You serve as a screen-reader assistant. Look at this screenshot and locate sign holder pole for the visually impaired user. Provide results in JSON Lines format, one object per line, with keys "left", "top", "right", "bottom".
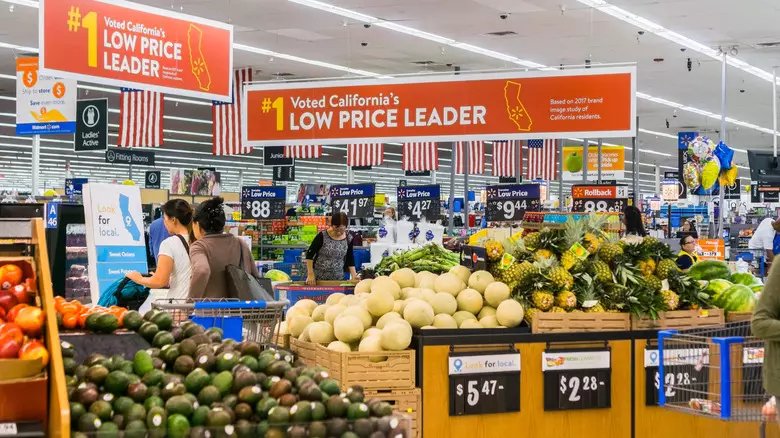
{"left": 774, "top": 67, "right": 777, "bottom": 158}
{"left": 632, "top": 117, "right": 639, "bottom": 206}
{"left": 582, "top": 139, "right": 588, "bottom": 184}
{"left": 347, "top": 166, "right": 354, "bottom": 184}
{"left": 129, "top": 163, "right": 133, "bottom": 181}
{"left": 464, "top": 140, "right": 470, "bottom": 229}
{"left": 31, "top": 135, "right": 40, "bottom": 195}
{"left": 431, "top": 170, "right": 437, "bottom": 185}
{"left": 447, "top": 142, "right": 456, "bottom": 236}
{"left": 597, "top": 138, "right": 603, "bottom": 184}
{"left": 238, "top": 170, "right": 244, "bottom": 189}
{"left": 718, "top": 52, "right": 727, "bottom": 238}
{"left": 558, "top": 139, "right": 564, "bottom": 211}
{"left": 655, "top": 165, "right": 661, "bottom": 196}
{"left": 515, "top": 140, "right": 521, "bottom": 184}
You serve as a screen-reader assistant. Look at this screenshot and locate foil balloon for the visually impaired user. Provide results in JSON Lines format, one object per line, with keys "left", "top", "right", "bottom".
{"left": 700, "top": 156, "right": 721, "bottom": 190}
{"left": 713, "top": 141, "right": 734, "bottom": 170}
{"left": 683, "top": 161, "right": 701, "bottom": 191}
{"left": 688, "top": 136, "right": 716, "bottom": 161}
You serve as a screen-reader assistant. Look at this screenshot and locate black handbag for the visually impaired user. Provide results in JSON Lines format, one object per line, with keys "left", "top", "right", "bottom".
{"left": 225, "top": 238, "right": 274, "bottom": 301}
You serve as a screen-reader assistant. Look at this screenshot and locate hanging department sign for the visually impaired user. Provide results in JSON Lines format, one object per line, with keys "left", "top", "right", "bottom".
{"left": 244, "top": 67, "right": 636, "bottom": 145}
{"left": 561, "top": 145, "right": 625, "bottom": 181}
{"left": 571, "top": 185, "right": 629, "bottom": 213}
{"left": 16, "top": 57, "right": 77, "bottom": 135}
{"left": 485, "top": 184, "right": 541, "bottom": 222}
{"left": 106, "top": 148, "right": 155, "bottom": 166}
{"left": 39, "top": 0, "right": 234, "bottom": 101}
{"left": 75, "top": 98, "right": 108, "bottom": 151}
{"left": 330, "top": 184, "right": 376, "bottom": 219}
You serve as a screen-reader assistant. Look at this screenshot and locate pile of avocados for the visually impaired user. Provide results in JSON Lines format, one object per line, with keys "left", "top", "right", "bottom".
{"left": 64, "top": 310, "right": 406, "bottom": 438}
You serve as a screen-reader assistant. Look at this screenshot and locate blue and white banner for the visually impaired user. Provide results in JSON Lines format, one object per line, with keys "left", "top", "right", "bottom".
{"left": 16, "top": 57, "right": 76, "bottom": 135}
{"left": 82, "top": 183, "right": 147, "bottom": 305}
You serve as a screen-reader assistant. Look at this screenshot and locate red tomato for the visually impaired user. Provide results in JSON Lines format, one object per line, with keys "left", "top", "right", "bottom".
{"left": 61, "top": 312, "right": 78, "bottom": 330}
{"left": 19, "top": 340, "right": 48, "bottom": 365}
{"left": 5, "top": 303, "right": 28, "bottom": 322}
{"left": 0, "top": 290, "right": 17, "bottom": 312}
{"left": 10, "top": 284, "right": 29, "bottom": 305}
{"left": 0, "top": 264, "right": 23, "bottom": 289}
{"left": 0, "top": 322, "right": 24, "bottom": 345}
{"left": 15, "top": 307, "right": 44, "bottom": 337}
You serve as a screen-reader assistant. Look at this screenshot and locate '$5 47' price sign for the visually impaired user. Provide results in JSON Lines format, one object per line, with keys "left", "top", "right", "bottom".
{"left": 448, "top": 351, "right": 521, "bottom": 416}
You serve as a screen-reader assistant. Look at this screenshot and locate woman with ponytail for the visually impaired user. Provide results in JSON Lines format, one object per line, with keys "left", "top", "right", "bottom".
{"left": 127, "top": 199, "right": 193, "bottom": 299}
{"left": 189, "top": 197, "right": 259, "bottom": 298}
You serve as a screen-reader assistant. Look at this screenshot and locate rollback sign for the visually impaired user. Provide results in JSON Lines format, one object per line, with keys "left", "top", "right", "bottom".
{"left": 571, "top": 185, "right": 628, "bottom": 213}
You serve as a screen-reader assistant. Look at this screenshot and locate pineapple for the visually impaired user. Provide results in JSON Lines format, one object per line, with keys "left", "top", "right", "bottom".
{"left": 661, "top": 289, "right": 680, "bottom": 310}
{"left": 590, "top": 260, "right": 613, "bottom": 283}
{"left": 643, "top": 274, "right": 663, "bottom": 293}
{"left": 584, "top": 232, "right": 601, "bottom": 253}
{"left": 534, "top": 248, "right": 555, "bottom": 262}
{"left": 531, "top": 290, "right": 554, "bottom": 311}
{"left": 549, "top": 266, "right": 574, "bottom": 290}
{"left": 523, "top": 232, "right": 541, "bottom": 250}
{"left": 584, "top": 303, "right": 606, "bottom": 313}
{"left": 561, "top": 251, "right": 578, "bottom": 270}
{"left": 550, "top": 306, "right": 567, "bottom": 313}
{"left": 485, "top": 240, "right": 504, "bottom": 261}
{"left": 571, "top": 309, "right": 584, "bottom": 313}
{"left": 516, "top": 261, "right": 535, "bottom": 283}
{"left": 598, "top": 241, "right": 624, "bottom": 265}
{"left": 637, "top": 259, "right": 657, "bottom": 277}
{"left": 655, "top": 259, "right": 677, "bottom": 280}
{"left": 524, "top": 307, "right": 539, "bottom": 325}
{"left": 555, "top": 291, "right": 577, "bottom": 311}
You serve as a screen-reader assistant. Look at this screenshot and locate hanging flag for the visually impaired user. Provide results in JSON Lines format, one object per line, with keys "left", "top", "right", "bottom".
{"left": 212, "top": 68, "right": 252, "bottom": 156}
{"left": 117, "top": 88, "right": 163, "bottom": 148}
{"left": 402, "top": 142, "right": 438, "bottom": 171}
{"left": 526, "top": 139, "right": 558, "bottom": 181}
{"left": 284, "top": 144, "right": 322, "bottom": 159}
{"left": 455, "top": 141, "right": 485, "bottom": 174}
{"left": 492, "top": 140, "right": 520, "bottom": 177}
{"left": 348, "top": 143, "right": 384, "bottom": 167}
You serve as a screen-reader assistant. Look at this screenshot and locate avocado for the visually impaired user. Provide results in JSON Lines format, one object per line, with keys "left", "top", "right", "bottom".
{"left": 195, "top": 352, "right": 216, "bottom": 371}
{"left": 85, "top": 353, "right": 107, "bottom": 366}
{"left": 96, "top": 421, "right": 120, "bottom": 438}
{"left": 123, "top": 420, "right": 148, "bottom": 438}
{"left": 312, "top": 370, "right": 330, "bottom": 384}
{"left": 104, "top": 371, "right": 130, "bottom": 395}
{"left": 212, "top": 370, "right": 234, "bottom": 395}
{"left": 183, "top": 324, "right": 205, "bottom": 339}
{"left": 70, "top": 402, "right": 86, "bottom": 424}
{"left": 171, "top": 326, "right": 184, "bottom": 342}
{"left": 152, "top": 330, "right": 175, "bottom": 348}
{"left": 122, "top": 311, "right": 144, "bottom": 331}
{"left": 84, "top": 313, "right": 102, "bottom": 332}
{"left": 269, "top": 379, "right": 292, "bottom": 399}
{"left": 353, "top": 418, "right": 374, "bottom": 438}
{"left": 206, "top": 407, "right": 232, "bottom": 428}
{"left": 191, "top": 405, "right": 209, "bottom": 426}
{"left": 159, "top": 344, "right": 181, "bottom": 365}
{"left": 108, "top": 354, "right": 126, "bottom": 371}
{"left": 165, "top": 395, "right": 195, "bottom": 417}
{"left": 310, "top": 401, "right": 327, "bottom": 421}
{"left": 238, "top": 385, "right": 264, "bottom": 405}
{"left": 121, "top": 362, "right": 136, "bottom": 375}
{"left": 178, "top": 338, "right": 197, "bottom": 357}
{"left": 143, "top": 396, "right": 164, "bottom": 412}
{"left": 179, "top": 320, "right": 194, "bottom": 331}
{"left": 74, "top": 364, "right": 89, "bottom": 380}
{"left": 221, "top": 394, "right": 239, "bottom": 410}
{"left": 61, "top": 341, "right": 75, "bottom": 358}
{"left": 256, "top": 421, "right": 270, "bottom": 436}
{"left": 138, "top": 322, "right": 160, "bottom": 342}
{"left": 284, "top": 368, "right": 299, "bottom": 382}
{"left": 123, "top": 382, "right": 146, "bottom": 403}
{"left": 77, "top": 412, "right": 102, "bottom": 433}
{"left": 232, "top": 371, "right": 258, "bottom": 393}
{"left": 63, "top": 357, "right": 77, "bottom": 375}
{"left": 300, "top": 383, "right": 323, "bottom": 402}
{"left": 326, "top": 395, "right": 349, "bottom": 418}
{"left": 142, "top": 369, "right": 165, "bottom": 387}
{"left": 124, "top": 404, "right": 147, "bottom": 423}
{"left": 234, "top": 402, "right": 253, "bottom": 420}
{"left": 288, "top": 424, "right": 308, "bottom": 438}
{"left": 65, "top": 375, "right": 78, "bottom": 387}
{"left": 147, "top": 347, "right": 161, "bottom": 357}
{"left": 256, "top": 352, "right": 278, "bottom": 372}
{"left": 161, "top": 372, "right": 185, "bottom": 387}
{"left": 85, "top": 365, "right": 109, "bottom": 385}
{"left": 191, "top": 334, "right": 211, "bottom": 346}
{"left": 99, "top": 392, "right": 116, "bottom": 404}
{"left": 197, "top": 385, "right": 222, "bottom": 407}
{"left": 267, "top": 406, "right": 290, "bottom": 425}
{"left": 112, "top": 413, "right": 126, "bottom": 430}
{"left": 147, "top": 386, "right": 161, "bottom": 398}
{"left": 161, "top": 382, "right": 187, "bottom": 400}
{"left": 146, "top": 406, "right": 167, "bottom": 436}
{"left": 347, "top": 403, "right": 370, "bottom": 420}
{"left": 174, "top": 355, "right": 195, "bottom": 375}
{"left": 261, "top": 375, "right": 280, "bottom": 391}
{"left": 279, "top": 393, "right": 297, "bottom": 407}
{"left": 235, "top": 418, "right": 255, "bottom": 438}
{"left": 167, "top": 413, "right": 191, "bottom": 438}
{"left": 215, "top": 351, "right": 240, "bottom": 372}
{"left": 255, "top": 397, "right": 278, "bottom": 420}
{"left": 112, "top": 396, "right": 134, "bottom": 415}
{"left": 266, "top": 360, "right": 292, "bottom": 377}
{"left": 74, "top": 387, "right": 99, "bottom": 408}
{"left": 150, "top": 312, "right": 174, "bottom": 330}
{"left": 346, "top": 387, "right": 365, "bottom": 403}
{"left": 370, "top": 401, "right": 393, "bottom": 417}
{"left": 184, "top": 368, "right": 211, "bottom": 394}
{"left": 290, "top": 400, "right": 312, "bottom": 422}
{"left": 309, "top": 421, "right": 328, "bottom": 438}
{"left": 325, "top": 418, "right": 349, "bottom": 436}
{"left": 319, "top": 378, "right": 341, "bottom": 396}
{"left": 238, "top": 355, "right": 259, "bottom": 372}
{"left": 341, "top": 432, "right": 360, "bottom": 438}
{"left": 195, "top": 343, "right": 213, "bottom": 356}
{"left": 152, "top": 357, "right": 165, "bottom": 370}
{"left": 206, "top": 327, "right": 223, "bottom": 343}
{"left": 238, "top": 340, "right": 261, "bottom": 358}
{"left": 232, "top": 364, "right": 252, "bottom": 377}
{"left": 96, "top": 313, "right": 119, "bottom": 333}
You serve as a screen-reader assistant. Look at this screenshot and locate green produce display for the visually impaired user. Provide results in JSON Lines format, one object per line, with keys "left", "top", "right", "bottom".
{"left": 712, "top": 284, "right": 757, "bottom": 312}
{"left": 687, "top": 260, "right": 731, "bottom": 281}
{"left": 371, "top": 244, "right": 461, "bottom": 275}
{"left": 64, "top": 318, "right": 408, "bottom": 437}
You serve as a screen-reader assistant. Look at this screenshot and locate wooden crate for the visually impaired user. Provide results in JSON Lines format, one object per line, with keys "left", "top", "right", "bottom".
{"left": 531, "top": 312, "right": 631, "bottom": 333}
{"left": 289, "top": 337, "right": 318, "bottom": 366}
{"left": 726, "top": 311, "right": 753, "bottom": 323}
{"left": 365, "top": 388, "right": 421, "bottom": 438}
{"left": 315, "top": 344, "right": 415, "bottom": 391}
{"left": 272, "top": 333, "right": 291, "bottom": 349}
{"left": 631, "top": 309, "right": 725, "bottom": 330}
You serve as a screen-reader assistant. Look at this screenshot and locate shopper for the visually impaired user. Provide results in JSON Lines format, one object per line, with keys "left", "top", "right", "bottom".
{"left": 384, "top": 207, "right": 396, "bottom": 222}
{"left": 749, "top": 217, "right": 780, "bottom": 264}
{"left": 622, "top": 206, "right": 647, "bottom": 244}
{"left": 751, "top": 262, "right": 780, "bottom": 399}
{"left": 189, "top": 197, "right": 259, "bottom": 298}
{"left": 127, "top": 199, "right": 193, "bottom": 299}
{"left": 676, "top": 235, "right": 700, "bottom": 272}
{"left": 148, "top": 211, "right": 170, "bottom": 261}
{"left": 305, "top": 212, "right": 357, "bottom": 284}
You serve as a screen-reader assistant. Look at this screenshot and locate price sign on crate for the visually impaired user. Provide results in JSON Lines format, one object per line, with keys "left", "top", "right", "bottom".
{"left": 742, "top": 347, "right": 764, "bottom": 402}
{"left": 397, "top": 185, "right": 441, "bottom": 222}
{"left": 644, "top": 348, "right": 710, "bottom": 406}
{"left": 543, "top": 348, "right": 611, "bottom": 411}
{"left": 571, "top": 184, "right": 628, "bottom": 213}
{"left": 241, "top": 186, "right": 286, "bottom": 220}
{"left": 485, "top": 184, "right": 541, "bottom": 222}
{"left": 449, "top": 350, "right": 521, "bottom": 416}
{"left": 330, "top": 184, "right": 376, "bottom": 219}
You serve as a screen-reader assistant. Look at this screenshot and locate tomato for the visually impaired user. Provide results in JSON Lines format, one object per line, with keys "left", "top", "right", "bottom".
{"left": 6, "top": 303, "right": 29, "bottom": 322}
{"left": 117, "top": 309, "right": 128, "bottom": 327}
{"left": 19, "top": 340, "right": 48, "bottom": 366}
{"left": 59, "top": 303, "right": 78, "bottom": 315}
{"left": 10, "top": 284, "right": 29, "bottom": 305}
{"left": 15, "top": 307, "right": 44, "bottom": 337}
{"left": 61, "top": 312, "right": 78, "bottom": 330}
{"left": 0, "top": 322, "right": 24, "bottom": 345}
{"left": 0, "top": 290, "right": 18, "bottom": 312}
{"left": 0, "top": 264, "right": 23, "bottom": 289}
{"left": 77, "top": 311, "right": 90, "bottom": 328}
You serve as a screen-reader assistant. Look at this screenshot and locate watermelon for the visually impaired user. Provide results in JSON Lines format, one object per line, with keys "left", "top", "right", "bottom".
{"left": 751, "top": 284, "right": 764, "bottom": 293}
{"left": 712, "top": 284, "right": 756, "bottom": 312}
{"left": 264, "top": 269, "right": 291, "bottom": 282}
{"left": 706, "top": 279, "right": 733, "bottom": 303}
{"left": 688, "top": 260, "right": 730, "bottom": 281}
{"left": 729, "top": 272, "right": 761, "bottom": 286}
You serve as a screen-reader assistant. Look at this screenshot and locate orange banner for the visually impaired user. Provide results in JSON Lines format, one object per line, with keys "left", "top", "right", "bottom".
{"left": 243, "top": 67, "right": 636, "bottom": 145}
{"left": 697, "top": 239, "right": 725, "bottom": 261}
{"left": 571, "top": 185, "right": 629, "bottom": 199}
{"left": 40, "top": 0, "right": 233, "bottom": 100}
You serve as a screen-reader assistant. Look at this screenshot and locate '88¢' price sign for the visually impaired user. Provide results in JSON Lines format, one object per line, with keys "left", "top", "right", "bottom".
{"left": 240, "top": 186, "right": 286, "bottom": 220}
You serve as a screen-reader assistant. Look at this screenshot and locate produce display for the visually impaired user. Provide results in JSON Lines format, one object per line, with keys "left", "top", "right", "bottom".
{"left": 65, "top": 312, "right": 409, "bottom": 437}
{"left": 694, "top": 262, "right": 762, "bottom": 312}
{"left": 483, "top": 214, "right": 710, "bottom": 321}
{"left": 280, "top": 267, "right": 523, "bottom": 348}
{"left": 264, "top": 270, "right": 293, "bottom": 282}
{"left": 54, "top": 297, "right": 133, "bottom": 333}
{"left": 0, "top": 262, "right": 48, "bottom": 364}
{"left": 368, "top": 244, "right": 461, "bottom": 275}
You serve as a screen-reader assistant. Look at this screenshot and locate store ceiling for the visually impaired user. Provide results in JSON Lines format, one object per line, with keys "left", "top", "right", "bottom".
{"left": 0, "top": 0, "right": 777, "bottom": 196}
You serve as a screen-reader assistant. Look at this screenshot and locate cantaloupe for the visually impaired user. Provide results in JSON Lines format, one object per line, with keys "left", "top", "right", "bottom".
{"left": 295, "top": 299, "right": 318, "bottom": 315}
{"left": 403, "top": 300, "right": 435, "bottom": 328}
{"left": 428, "top": 292, "right": 457, "bottom": 315}
{"left": 327, "top": 341, "right": 352, "bottom": 352}
{"left": 415, "top": 271, "right": 437, "bottom": 290}
{"left": 452, "top": 311, "right": 477, "bottom": 327}
{"left": 421, "top": 325, "right": 436, "bottom": 329}
{"left": 420, "top": 288, "right": 437, "bottom": 303}
{"left": 341, "top": 306, "right": 372, "bottom": 330}
{"left": 340, "top": 295, "right": 361, "bottom": 307}
{"left": 354, "top": 279, "right": 373, "bottom": 294}
{"left": 299, "top": 325, "right": 312, "bottom": 341}
{"left": 277, "top": 321, "right": 289, "bottom": 335}
{"left": 484, "top": 282, "right": 511, "bottom": 307}
{"left": 289, "top": 315, "right": 313, "bottom": 337}
{"left": 361, "top": 327, "right": 382, "bottom": 340}
{"left": 333, "top": 315, "right": 364, "bottom": 343}
{"left": 376, "top": 312, "right": 402, "bottom": 329}
{"left": 380, "top": 321, "right": 412, "bottom": 350}
{"left": 358, "top": 336, "right": 387, "bottom": 362}
{"left": 311, "top": 305, "right": 330, "bottom": 322}
{"left": 468, "top": 271, "right": 495, "bottom": 294}
{"left": 324, "top": 304, "right": 346, "bottom": 325}
{"left": 325, "top": 293, "right": 346, "bottom": 306}
{"left": 478, "top": 306, "right": 496, "bottom": 320}
{"left": 434, "top": 273, "right": 466, "bottom": 296}
{"left": 392, "top": 300, "right": 405, "bottom": 313}
{"left": 365, "top": 290, "right": 394, "bottom": 317}
{"left": 496, "top": 300, "right": 524, "bottom": 328}
{"left": 460, "top": 319, "right": 483, "bottom": 329}
{"left": 449, "top": 265, "right": 471, "bottom": 285}
{"left": 390, "top": 268, "right": 416, "bottom": 289}
{"left": 456, "top": 289, "right": 483, "bottom": 314}
{"left": 479, "top": 315, "right": 499, "bottom": 328}
{"left": 308, "top": 321, "right": 335, "bottom": 344}
{"left": 371, "top": 276, "right": 402, "bottom": 299}
{"left": 432, "top": 314, "right": 458, "bottom": 329}
{"left": 285, "top": 306, "right": 307, "bottom": 321}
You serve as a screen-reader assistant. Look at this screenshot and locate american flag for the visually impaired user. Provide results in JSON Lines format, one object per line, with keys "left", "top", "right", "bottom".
{"left": 348, "top": 143, "right": 384, "bottom": 167}
{"left": 492, "top": 140, "right": 520, "bottom": 177}
{"left": 455, "top": 141, "right": 484, "bottom": 174}
{"left": 117, "top": 89, "right": 163, "bottom": 148}
{"left": 212, "top": 68, "right": 251, "bottom": 156}
{"left": 285, "top": 145, "right": 322, "bottom": 159}
{"left": 402, "top": 142, "right": 438, "bottom": 171}
{"left": 525, "top": 139, "right": 558, "bottom": 180}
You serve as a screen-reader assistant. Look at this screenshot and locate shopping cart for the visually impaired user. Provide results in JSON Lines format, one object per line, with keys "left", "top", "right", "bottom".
{"left": 152, "top": 298, "right": 288, "bottom": 346}
{"left": 658, "top": 321, "right": 770, "bottom": 436}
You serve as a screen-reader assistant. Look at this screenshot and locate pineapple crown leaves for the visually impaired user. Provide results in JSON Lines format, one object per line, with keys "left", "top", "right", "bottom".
{"left": 667, "top": 270, "right": 711, "bottom": 309}
{"left": 611, "top": 254, "right": 642, "bottom": 286}
{"left": 563, "top": 216, "right": 587, "bottom": 247}
{"left": 533, "top": 255, "right": 559, "bottom": 271}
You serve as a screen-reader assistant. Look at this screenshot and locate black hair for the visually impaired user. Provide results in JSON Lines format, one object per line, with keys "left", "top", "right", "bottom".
{"left": 161, "top": 199, "right": 193, "bottom": 226}
{"left": 193, "top": 196, "right": 226, "bottom": 234}
{"left": 623, "top": 206, "right": 646, "bottom": 236}
{"left": 680, "top": 235, "right": 695, "bottom": 247}
{"left": 331, "top": 212, "right": 349, "bottom": 227}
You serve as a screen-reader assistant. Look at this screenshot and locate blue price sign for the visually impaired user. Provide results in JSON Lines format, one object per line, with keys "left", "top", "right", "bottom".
{"left": 485, "top": 184, "right": 541, "bottom": 222}
{"left": 241, "top": 186, "right": 287, "bottom": 220}
{"left": 330, "top": 184, "right": 376, "bottom": 218}
{"left": 46, "top": 203, "right": 59, "bottom": 229}
{"left": 397, "top": 185, "right": 441, "bottom": 222}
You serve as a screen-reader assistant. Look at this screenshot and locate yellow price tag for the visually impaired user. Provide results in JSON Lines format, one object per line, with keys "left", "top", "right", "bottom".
{"left": 232, "top": 211, "right": 241, "bottom": 221}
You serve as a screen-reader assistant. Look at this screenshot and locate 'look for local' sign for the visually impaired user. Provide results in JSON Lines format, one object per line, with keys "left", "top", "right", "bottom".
{"left": 40, "top": 0, "right": 234, "bottom": 101}
{"left": 243, "top": 67, "right": 636, "bottom": 145}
